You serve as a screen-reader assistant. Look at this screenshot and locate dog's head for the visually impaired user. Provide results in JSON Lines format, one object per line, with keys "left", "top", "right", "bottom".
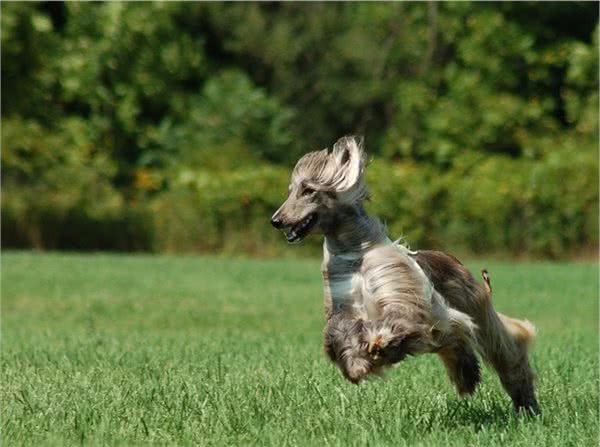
{"left": 271, "top": 136, "right": 368, "bottom": 243}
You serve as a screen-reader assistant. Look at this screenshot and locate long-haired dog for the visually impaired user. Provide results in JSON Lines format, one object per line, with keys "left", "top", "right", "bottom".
{"left": 271, "top": 136, "right": 540, "bottom": 414}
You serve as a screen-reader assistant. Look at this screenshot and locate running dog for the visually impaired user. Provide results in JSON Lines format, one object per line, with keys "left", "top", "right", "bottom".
{"left": 271, "top": 136, "right": 539, "bottom": 414}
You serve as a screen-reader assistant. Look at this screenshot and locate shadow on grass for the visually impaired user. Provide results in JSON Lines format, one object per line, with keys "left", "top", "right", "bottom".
{"left": 432, "top": 398, "right": 537, "bottom": 432}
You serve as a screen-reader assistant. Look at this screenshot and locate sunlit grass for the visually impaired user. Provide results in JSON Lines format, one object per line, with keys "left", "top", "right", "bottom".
{"left": 2, "top": 252, "right": 598, "bottom": 446}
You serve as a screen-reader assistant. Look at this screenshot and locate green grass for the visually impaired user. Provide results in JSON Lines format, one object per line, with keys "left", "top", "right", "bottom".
{"left": 2, "top": 252, "right": 598, "bottom": 446}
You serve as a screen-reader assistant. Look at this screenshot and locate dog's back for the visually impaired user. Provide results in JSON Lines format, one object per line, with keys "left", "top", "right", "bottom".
{"left": 413, "top": 250, "right": 484, "bottom": 315}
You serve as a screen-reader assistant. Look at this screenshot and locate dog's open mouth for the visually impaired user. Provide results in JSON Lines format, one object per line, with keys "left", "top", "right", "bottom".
{"left": 286, "top": 213, "right": 318, "bottom": 243}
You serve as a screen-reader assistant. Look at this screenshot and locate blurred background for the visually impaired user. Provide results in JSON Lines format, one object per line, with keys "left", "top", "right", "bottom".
{"left": 1, "top": 2, "right": 598, "bottom": 259}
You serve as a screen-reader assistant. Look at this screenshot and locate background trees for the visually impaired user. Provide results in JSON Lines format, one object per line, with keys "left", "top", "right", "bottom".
{"left": 2, "top": 2, "right": 598, "bottom": 257}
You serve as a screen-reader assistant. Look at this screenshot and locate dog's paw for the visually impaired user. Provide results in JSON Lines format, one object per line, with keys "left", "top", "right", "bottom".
{"left": 367, "top": 334, "right": 385, "bottom": 360}
{"left": 365, "top": 326, "right": 402, "bottom": 364}
{"left": 344, "top": 358, "right": 372, "bottom": 384}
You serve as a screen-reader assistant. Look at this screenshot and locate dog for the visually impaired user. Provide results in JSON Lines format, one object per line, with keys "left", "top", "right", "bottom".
{"left": 271, "top": 136, "right": 540, "bottom": 414}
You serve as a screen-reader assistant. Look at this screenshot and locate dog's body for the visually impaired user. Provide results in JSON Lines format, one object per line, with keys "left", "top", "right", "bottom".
{"left": 272, "top": 136, "right": 539, "bottom": 414}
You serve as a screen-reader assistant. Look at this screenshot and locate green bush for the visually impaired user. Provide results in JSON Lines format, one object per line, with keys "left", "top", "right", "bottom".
{"left": 1, "top": 116, "right": 153, "bottom": 251}
{"left": 1, "top": 193, "right": 154, "bottom": 252}
{"left": 2, "top": 151, "right": 596, "bottom": 257}
{"left": 148, "top": 151, "right": 597, "bottom": 258}
{"left": 439, "top": 150, "right": 598, "bottom": 258}
{"left": 151, "top": 165, "right": 320, "bottom": 256}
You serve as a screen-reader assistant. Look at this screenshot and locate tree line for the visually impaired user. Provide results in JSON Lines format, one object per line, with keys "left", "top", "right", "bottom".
{"left": 2, "top": 2, "right": 598, "bottom": 257}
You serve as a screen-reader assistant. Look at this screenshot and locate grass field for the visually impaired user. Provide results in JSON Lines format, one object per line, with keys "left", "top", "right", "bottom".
{"left": 2, "top": 252, "right": 598, "bottom": 446}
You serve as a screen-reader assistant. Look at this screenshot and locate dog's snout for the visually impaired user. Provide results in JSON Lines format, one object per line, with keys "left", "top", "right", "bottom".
{"left": 271, "top": 215, "right": 284, "bottom": 229}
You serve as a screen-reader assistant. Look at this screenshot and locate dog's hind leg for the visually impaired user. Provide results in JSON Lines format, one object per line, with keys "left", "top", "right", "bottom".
{"left": 428, "top": 290, "right": 482, "bottom": 397}
{"left": 474, "top": 272, "right": 540, "bottom": 414}
{"left": 480, "top": 312, "right": 540, "bottom": 414}
{"left": 437, "top": 341, "right": 481, "bottom": 397}
{"left": 431, "top": 296, "right": 481, "bottom": 397}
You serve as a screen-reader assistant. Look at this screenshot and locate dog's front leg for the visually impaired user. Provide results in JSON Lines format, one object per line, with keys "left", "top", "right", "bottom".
{"left": 323, "top": 315, "right": 375, "bottom": 384}
{"left": 366, "top": 314, "right": 434, "bottom": 367}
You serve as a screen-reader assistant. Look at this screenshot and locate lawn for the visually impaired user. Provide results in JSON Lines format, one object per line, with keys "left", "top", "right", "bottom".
{"left": 2, "top": 252, "right": 598, "bottom": 446}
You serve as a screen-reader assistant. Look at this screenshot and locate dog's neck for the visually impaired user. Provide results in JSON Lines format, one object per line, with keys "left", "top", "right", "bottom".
{"left": 323, "top": 204, "right": 387, "bottom": 255}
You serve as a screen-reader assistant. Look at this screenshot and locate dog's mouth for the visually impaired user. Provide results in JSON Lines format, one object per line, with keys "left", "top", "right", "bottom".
{"left": 286, "top": 213, "right": 318, "bottom": 243}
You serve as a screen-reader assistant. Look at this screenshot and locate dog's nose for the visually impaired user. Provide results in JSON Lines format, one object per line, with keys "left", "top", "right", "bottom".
{"left": 271, "top": 216, "right": 284, "bottom": 229}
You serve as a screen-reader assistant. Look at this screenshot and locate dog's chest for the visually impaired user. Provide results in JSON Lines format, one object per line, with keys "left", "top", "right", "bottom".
{"left": 321, "top": 253, "right": 380, "bottom": 320}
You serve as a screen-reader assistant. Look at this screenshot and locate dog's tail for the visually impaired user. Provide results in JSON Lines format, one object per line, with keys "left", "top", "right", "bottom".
{"left": 481, "top": 269, "right": 492, "bottom": 295}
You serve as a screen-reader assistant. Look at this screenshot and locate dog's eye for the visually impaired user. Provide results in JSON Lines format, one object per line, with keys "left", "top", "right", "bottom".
{"left": 302, "top": 187, "right": 315, "bottom": 196}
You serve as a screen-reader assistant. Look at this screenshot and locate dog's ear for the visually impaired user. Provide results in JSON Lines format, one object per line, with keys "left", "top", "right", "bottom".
{"left": 328, "top": 136, "right": 367, "bottom": 198}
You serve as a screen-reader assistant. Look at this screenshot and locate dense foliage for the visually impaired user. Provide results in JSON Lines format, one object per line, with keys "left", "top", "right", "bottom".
{"left": 2, "top": 2, "right": 598, "bottom": 257}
